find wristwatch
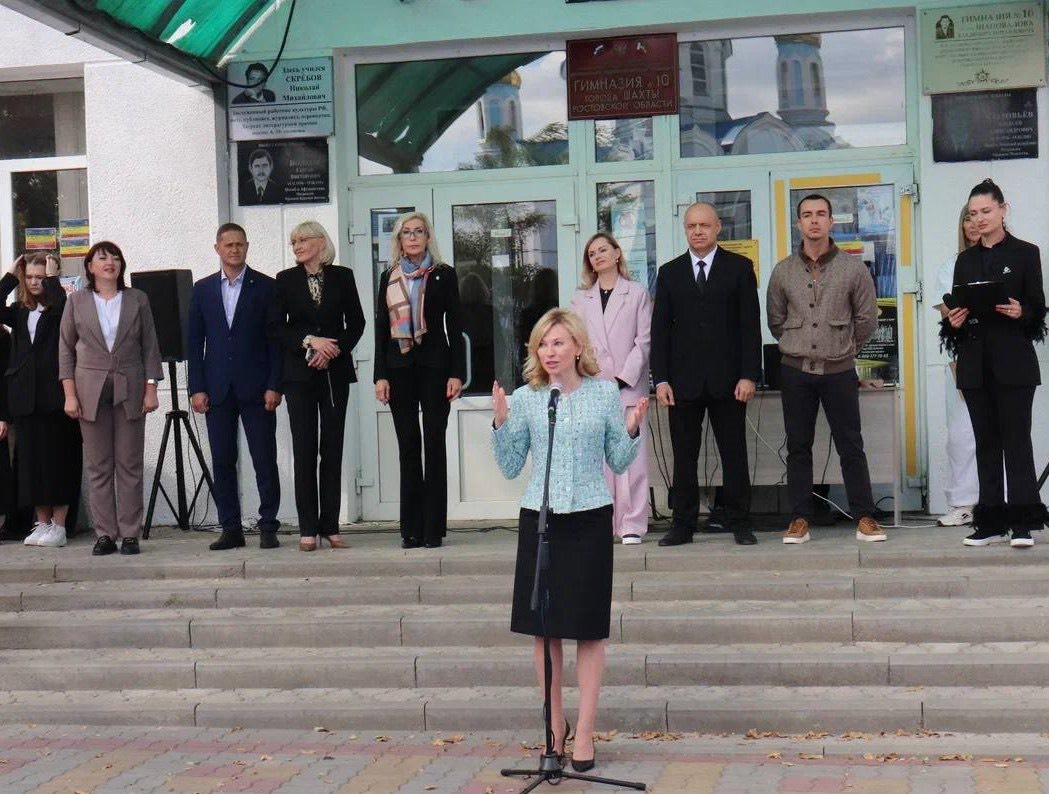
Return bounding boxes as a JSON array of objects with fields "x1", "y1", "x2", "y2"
[
  {"x1": 146, "y1": 379, "x2": 157, "y2": 385},
  {"x1": 302, "y1": 334, "x2": 314, "y2": 349}
]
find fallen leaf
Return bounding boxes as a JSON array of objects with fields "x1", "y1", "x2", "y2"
[
  {"x1": 425, "y1": 787, "x2": 437, "y2": 791},
  {"x1": 594, "y1": 730, "x2": 618, "y2": 742},
  {"x1": 767, "y1": 751, "x2": 783, "y2": 759},
  {"x1": 745, "y1": 729, "x2": 786, "y2": 739},
  {"x1": 799, "y1": 753, "x2": 823, "y2": 760},
  {"x1": 314, "y1": 726, "x2": 330, "y2": 733},
  {"x1": 233, "y1": 760, "x2": 247, "y2": 766},
  {"x1": 939, "y1": 753, "x2": 972, "y2": 761},
  {"x1": 374, "y1": 735, "x2": 391, "y2": 743},
  {"x1": 259, "y1": 755, "x2": 272, "y2": 761},
  {"x1": 520, "y1": 741, "x2": 543, "y2": 750}
]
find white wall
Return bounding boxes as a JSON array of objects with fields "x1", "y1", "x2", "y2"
[{"x1": 0, "y1": 6, "x2": 104, "y2": 76}]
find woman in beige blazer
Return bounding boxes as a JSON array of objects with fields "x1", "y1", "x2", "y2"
[
  {"x1": 570, "y1": 232, "x2": 652, "y2": 544},
  {"x1": 59, "y1": 241, "x2": 163, "y2": 556}
]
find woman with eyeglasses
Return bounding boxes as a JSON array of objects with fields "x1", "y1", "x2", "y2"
[
  {"x1": 374, "y1": 212, "x2": 465, "y2": 549},
  {"x1": 268, "y1": 221, "x2": 365, "y2": 552}
]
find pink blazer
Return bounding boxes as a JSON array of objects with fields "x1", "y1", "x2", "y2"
[{"x1": 571, "y1": 278, "x2": 652, "y2": 405}]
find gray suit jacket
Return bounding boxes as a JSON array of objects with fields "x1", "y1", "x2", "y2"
[{"x1": 59, "y1": 288, "x2": 164, "y2": 422}]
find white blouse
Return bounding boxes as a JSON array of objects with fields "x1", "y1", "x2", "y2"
[
  {"x1": 92, "y1": 291, "x2": 123, "y2": 352},
  {"x1": 27, "y1": 306, "x2": 44, "y2": 344}
]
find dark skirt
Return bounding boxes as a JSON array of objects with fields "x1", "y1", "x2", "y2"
[
  {"x1": 511, "y1": 505, "x2": 614, "y2": 641},
  {"x1": 15, "y1": 410, "x2": 82, "y2": 508}
]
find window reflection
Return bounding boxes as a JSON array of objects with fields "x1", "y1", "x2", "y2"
[
  {"x1": 451, "y1": 201, "x2": 558, "y2": 391},
  {"x1": 370, "y1": 207, "x2": 414, "y2": 285},
  {"x1": 12, "y1": 169, "x2": 89, "y2": 277},
  {"x1": 0, "y1": 80, "x2": 85, "y2": 159},
  {"x1": 695, "y1": 190, "x2": 752, "y2": 241},
  {"x1": 357, "y1": 53, "x2": 568, "y2": 175},
  {"x1": 595, "y1": 118, "x2": 654, "y2": 162},
  {"x1": 597, "y1": 181, "x2": 657, "y2": 292},
  {"x1": 679, "y1": 29, "x2": 905, "y2": 157}
]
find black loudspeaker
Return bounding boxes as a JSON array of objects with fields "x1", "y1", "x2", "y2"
[
  {"x1": 130, "y1": 269, "x2": 193, "y2": 362},
  {"x1": 762, "y1": 343, "x2": 782, "y2": 390}
]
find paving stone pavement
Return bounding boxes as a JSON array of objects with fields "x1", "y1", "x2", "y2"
[{"x1": 0, "y1": 725, "x2": 1046, "y2": 793}]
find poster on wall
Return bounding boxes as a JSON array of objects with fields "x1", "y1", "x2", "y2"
[
  {"x1": 59, "y1": 218, "x2": 90, "y2": 257},
  {"x1": 566, "y1": 33, "x2": 678, "y2": 120},
  {"x1": 921, "y1": 3, "x2": 1045, "y2": 94},
  {"x1": 932, "y1": 88, "x2": 1038, "y2": 161},
  {"x1": 24, "y1": 228, "x2": 57, "y2": 250},
  {"x1": 237, "y1": 138, "x2": 329, "y2": 206},
  {"x1": 228, "y1": 57, "x2": 333, "y2": 141}
]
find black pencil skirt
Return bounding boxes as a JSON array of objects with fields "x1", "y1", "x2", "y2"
[{"x1": 510, "y1": 504, "x2": 614, "y2": 641}]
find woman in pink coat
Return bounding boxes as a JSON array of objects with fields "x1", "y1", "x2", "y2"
[{"x1": 571, "y1": 233, "x2": 652, "y2": 543}]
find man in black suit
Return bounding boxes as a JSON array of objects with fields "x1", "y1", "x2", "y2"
[
  {"x1": 651, "y1": 202, "x2": 762, "y2": 546},
  {"x1": 239, "y1": 149, "x2": 282, "y2": 206}
]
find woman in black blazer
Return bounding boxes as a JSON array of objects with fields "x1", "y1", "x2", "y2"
[
  {"x1": 268, "y1": 221, "x2": 365, "y2": 551},
  {"x1": 943, "y1": 179, "x2": 1046, "y2": 548},
  {"x1": 374, "y1": 212, "x2": 465, "y2": 549},
  {"x1": 0, "y1": 254, "x2": 81, "y2": 547}
]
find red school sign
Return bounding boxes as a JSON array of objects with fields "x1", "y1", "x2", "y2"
[{"x1": 566, "y1": 32, "x2": 679, "y2": 121}]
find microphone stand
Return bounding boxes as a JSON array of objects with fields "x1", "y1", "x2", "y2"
[{"x1": 501, "y1": 388, "x2": 646, "y2": 793}]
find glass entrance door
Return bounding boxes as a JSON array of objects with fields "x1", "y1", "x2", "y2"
[{"x1": 353, "y1": 180, "x2": 578, "y2": 522}]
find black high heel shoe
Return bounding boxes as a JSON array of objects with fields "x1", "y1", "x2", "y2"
[
  {"x1": 570, "y1": 734, "x2": 594, "y2": 772},
  {"x1": 553, "y1": 718, "x2": 572, "y2": 765}
]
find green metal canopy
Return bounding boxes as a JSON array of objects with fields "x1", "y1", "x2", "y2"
[{"x1": 0, "y1": 0, "x2": 282, "y2": 81}]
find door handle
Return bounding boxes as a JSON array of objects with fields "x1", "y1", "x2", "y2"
[{"x1": 461, "y1": 331, "x2": 472, "y2": 392}]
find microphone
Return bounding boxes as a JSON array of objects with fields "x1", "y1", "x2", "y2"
[{"x1": 547, "y1": 383, "x2": 562, "y2": 421}]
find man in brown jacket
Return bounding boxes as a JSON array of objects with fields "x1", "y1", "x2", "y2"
[{"x1": 766, "y1": 194, "x2": 885, "y2": 544}]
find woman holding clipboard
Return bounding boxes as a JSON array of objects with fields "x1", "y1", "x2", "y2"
[{"x1": 943, "y1": 179, "x2": 1046, "y2": 548}]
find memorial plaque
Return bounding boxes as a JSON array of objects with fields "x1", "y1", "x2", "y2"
[{"x1": 932, "y1": 88, "x2": 1038, "y2": 162}]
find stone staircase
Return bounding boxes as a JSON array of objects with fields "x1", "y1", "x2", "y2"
[{"x1": 2, "y1": 524, "x2": 1049, "y2": 733}]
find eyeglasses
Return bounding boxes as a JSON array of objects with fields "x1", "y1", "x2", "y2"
[
  {"x1": 399, "y1": 228, "x2": 428, "y2": 239},
  {"x1": 289, "y1": 236, "x2": 321, "y2": 246}
]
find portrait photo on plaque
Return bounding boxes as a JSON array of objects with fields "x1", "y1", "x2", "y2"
[
  {"x1": 932, "y1": 88, "x2": 1038, "y2": 162},
  {"x1": 237, "y1": 138, "x2": 330, "y2": 206}
]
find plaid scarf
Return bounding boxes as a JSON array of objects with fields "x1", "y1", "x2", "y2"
[{"x1": 386, "y1": 253, "x2": 433, "y2": 354}]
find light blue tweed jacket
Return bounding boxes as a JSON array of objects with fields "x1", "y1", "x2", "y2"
[{"x1": 492, "y1": 377, "x2": 641, "y2": 513}]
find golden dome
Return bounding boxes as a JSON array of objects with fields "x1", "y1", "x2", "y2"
[{"x1": 498, "y1": 70, "x2": 522, "y2": 88}]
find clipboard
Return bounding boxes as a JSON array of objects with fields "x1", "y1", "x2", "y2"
[{"x1": 951, "y1": 280, "x2": 1008, "y2": 313}]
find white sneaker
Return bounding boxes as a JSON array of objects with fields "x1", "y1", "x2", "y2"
[
  {"x1": 37, "y1": 525, "x2": 67, "y2": 548},
  {"x1": 621, "y1": 534, "x2": 643, "y2": 545},
  {"x1": 23, "y1": 522, "x2": 51, "y2": 546},
  {"x1": 938, "y1": 506, "x2": 974, "y2": 527}
]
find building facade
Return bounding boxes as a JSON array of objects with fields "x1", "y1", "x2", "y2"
[{"x1": 1, "y1": 0, "x2": 1047, "y2": 526}]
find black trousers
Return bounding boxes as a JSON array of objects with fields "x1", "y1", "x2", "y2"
[
  {"x1": 387, "y1": 364, "x2": 450, "y2": 542},
  {"x1": 962, "y1": 381, "x2": 1039, "y2": 508},
  {"x1": 284, "y1": 373, "x2": 350, "y2": 537},
  {"x1": 780, "y1": 364, "x2": 874, "y2": 519},
  {"x1": 205, "y1": 393, "x2": 280, "y2": 533},
  {"x1": 668, "y1": 390, "x2": 751, "y2": 532}
]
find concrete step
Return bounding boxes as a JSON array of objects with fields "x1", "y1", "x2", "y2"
[
  {"x1": 6, "y1": 597, "x2": 1049, "y2": 649},
  {"x1": 10, "y1": 564, "x2": 1049, "y2": 613},
  {"x1": 7, "y1": 642, "x2": 1049, "y2": 691},
  {"x1": 0, "y1": 684, "x2": 1045, "y2": 733}
]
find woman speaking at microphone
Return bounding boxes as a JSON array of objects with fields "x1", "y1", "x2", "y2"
[{"x1": 491, "y1": 307, "x2": 648, "y2": 772}]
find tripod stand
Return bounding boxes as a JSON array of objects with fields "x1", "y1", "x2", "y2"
[
  {"x1": 143, "y1": 360, "x2": 215, "y2": 538},
  {"x1": 500, "y1": 390, "x2": 646, "y2": 793}
]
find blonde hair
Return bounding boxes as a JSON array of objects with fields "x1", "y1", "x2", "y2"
[
  {"x1": 290, "y1": 220, "x2": 336, "y2": 266},
  {"x1": 957, "y1": 204, "x2": 978, "y2": 254},
  {"x1": 580, "y1": 232, "x2": 631, "y2": 288},
  {"x1": 521, "y1": 308, "x2": 600, "y2": 388},
  {"x1": 389, "y1": 211, "x2": 442, "y2": 266}
]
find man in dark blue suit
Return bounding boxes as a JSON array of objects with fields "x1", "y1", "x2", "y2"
[{"x1": 188, "y1": 223, "x2": 283, "y2": 550}]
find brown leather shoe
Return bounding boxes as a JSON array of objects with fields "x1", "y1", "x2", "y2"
[
  {"x1": 856, "y1": 516, "x2": 887, "y2": 542},
  {"x1": 783, "y1": 517, "x2": 810, "y2": 544}
]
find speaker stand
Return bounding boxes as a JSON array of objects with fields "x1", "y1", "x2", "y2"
[{"x1": 144, "y1": 360, "x2": 215, "y2": 539}]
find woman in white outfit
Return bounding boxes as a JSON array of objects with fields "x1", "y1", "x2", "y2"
[{"x1": 933, "y1": 206, "x2": 981, "y2": 526}]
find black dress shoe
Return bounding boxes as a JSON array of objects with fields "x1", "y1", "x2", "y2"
[
  {"x1": 733, "y1": 528, "x2": 758, "y2": 545},
  {"x1": 120, "y1": 537, "x2": 140, "y2": 555},
  {"x1": 259, "y1": 532, "x2": 280, "y2": 549},
  {"x1": 209, "y1": 528, "x2": 246, "y2": 551},
  {"x1": 570, "y1": 751, "x2": 596, "y2": 773},
  {"x1": 658, "y1": 531, "x2": 693, "y2": 547},
  {"x1": 424, "y1": 538, "x2": 442, "y2": 548},
  {"x1": 92, "y1": 536, "x2": 118, "y2": 556},
  {"x1": 401, "y1": 537, "x2": 423, "y2": 549}
]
